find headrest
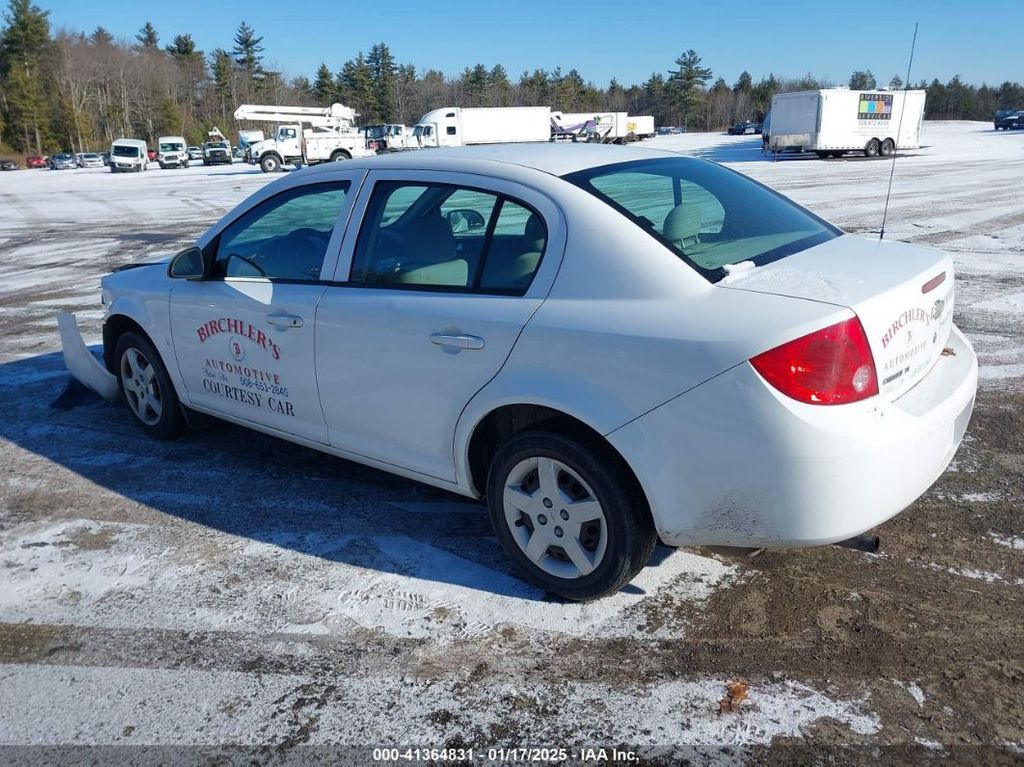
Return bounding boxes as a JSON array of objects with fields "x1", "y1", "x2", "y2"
[
  {"x1": 663, "y1": 204, "x2": 702, "y2": 249},
  {"x1": 525, "y1": 213, "x2": 546, "y2": 249}
]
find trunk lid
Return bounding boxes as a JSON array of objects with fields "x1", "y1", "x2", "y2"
[{"x1": 722, "y1": 235, "x2": 954, "y2": 401}]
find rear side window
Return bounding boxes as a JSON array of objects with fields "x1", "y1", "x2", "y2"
[
  {"x1": 350, "y1": 181, "x2": 546, "y2": 294},
  {"x1": 564, "y1": 158, "x2": 838, "y2": 282}
]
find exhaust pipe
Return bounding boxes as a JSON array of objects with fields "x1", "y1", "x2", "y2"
[{"x1": 834, "y1": 533, "x2": 880, "y2": 554}]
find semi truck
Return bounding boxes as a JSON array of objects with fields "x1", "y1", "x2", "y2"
[
  {"x1": 766, "y1": 88, "x2": 926, "y2": 158},
  {"x1": 234, "y1": 103, "x2": 374, "y2": 172},
  {"x1": 413, "y1": 107, "x2": 551, "y2": 148}
]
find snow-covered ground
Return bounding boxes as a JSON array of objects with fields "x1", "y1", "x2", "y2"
[{"x1": 0, "y1": 122, "x2": 1022, "y2": 754}]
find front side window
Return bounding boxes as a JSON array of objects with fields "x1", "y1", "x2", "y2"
[
  {"x1": 564, "y1": 158, "x2": 838, "y2": 282},
  {"x1": 350, "y1": 181, "x2": 546, "y2": 293},
  {"x1": 213, "y1": 182, "x2": 349, "y2": 280}
]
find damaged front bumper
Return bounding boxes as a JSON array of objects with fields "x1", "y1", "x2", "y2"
[{"x1": 57, "y1": 312, "x2": 119, "y2": 402}]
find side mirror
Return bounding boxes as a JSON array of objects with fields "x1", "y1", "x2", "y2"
[
  {"x1": 445, "y1": 209, "x2": 486, "y2": 234},
  {"x1": 168, "y1": 246, "x2": 211, "y2": 280}
]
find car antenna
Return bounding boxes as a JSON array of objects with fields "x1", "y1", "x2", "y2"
[{"x1": 880, "y1": 22, "x2": 919, "y2": 241}]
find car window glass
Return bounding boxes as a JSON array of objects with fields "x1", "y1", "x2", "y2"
[
  {"x1": 479, "y1": 200, "x2": 547, "y2": 292},
  {"x1": 214, "y1": 182, "x2": 348, "y2": 281},
  {"x1": 351, "y1": 181, "x2": 542, "y2": 294},
  {"x1": 567, "y1": 158, "x2": 836, "y2": 280}
]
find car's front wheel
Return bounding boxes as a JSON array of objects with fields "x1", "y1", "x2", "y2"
[
  {"x1": 114, "y1": 331, "x2": 185, "y2": 439},
  {"x1": 486, "y1": 430, "x2": 656, "y2": 601}
]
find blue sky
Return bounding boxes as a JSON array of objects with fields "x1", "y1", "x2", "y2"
[{"x1": 36, "y1": 0, "x2": 1023, "y2": 87}]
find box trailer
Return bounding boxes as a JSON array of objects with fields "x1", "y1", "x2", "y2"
[
  {"x1": 551, "y1": 112, "x2": 635, "y2": 143},
  {"x1": 627, "y1": 115, "x2": 655, "y2": 140},
  {"x1": 414, "y1": 107, "x2": 552, "y2": 148},
  {"x1": 767, "y1": 88, "x2": 926, "y2": 158}
]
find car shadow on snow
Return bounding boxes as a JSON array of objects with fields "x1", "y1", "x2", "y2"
[{"x1": 0, "y1": 350, "x2": 666, "y2": 600}]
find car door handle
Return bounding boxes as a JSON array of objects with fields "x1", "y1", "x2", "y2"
[
  {"x1": 266, "y1": 313, "x2": 304, "y2": 329},
  {"x1": 430, "y1": 332, "x2": 485, "y2": 350}
]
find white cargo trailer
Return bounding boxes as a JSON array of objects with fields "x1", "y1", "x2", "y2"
[
  {"x1": 551, "y1": 111, "x2": 633, "y2": 143},
  {"x1": 767, "y1": 88, "x2": 926, "y2": 158},
  {"x1": 414, "y1": 107, "x2": 551, "y2": 148},
  {"x1": 627, "y1": 115, "x2": 655, "y2": 140}
]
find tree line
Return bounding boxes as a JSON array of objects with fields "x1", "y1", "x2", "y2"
[{"x1": 2, "y1": 0, "x2": 1022, "y2": 155}]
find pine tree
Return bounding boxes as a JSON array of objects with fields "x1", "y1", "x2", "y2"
[
  {"x1": 488, "y1": 64, "x2": 512, "y2": 107},
  {"x1": 231, "y1": 22, "x2": 263, "y2": 76},
  {"x1": 1, "y1": 0, "x2": 53, "y2": 152},
  {"x1": 667, "y1": 50, "x2": 712, "y2": 129},
  {"x1": 367, "y1": 43, "x2": 396, "y2": 119},
  {"x1": 338, "y1": 54, "x2": 376, "y2": 122},
  {"x1": 312, "y1": 62, "x2": 335, "y2": 104},
  {"x1": 89, "y1": 26, "x2": 114, "y2": 46},
  {"x1": 135, "y1": 21, "x2": 158, "y2": 49},
  {"x1": 889, "y1": 74, "x2": 904, "y2": 90},
  {"x1": 849, "y1": 70, "x2": 877, "y2": 89},
  {"x1": 166, "y1": 33, "x2": 201, "y2": 62}
]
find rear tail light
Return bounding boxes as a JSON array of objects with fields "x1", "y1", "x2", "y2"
[{"x1": 750, "y1": 317, "x2": 878, "y2": 405}]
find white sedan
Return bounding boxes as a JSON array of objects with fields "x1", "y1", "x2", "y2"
[{"x1": 62, "y1": 144, "x2": 978, "y2": 600}]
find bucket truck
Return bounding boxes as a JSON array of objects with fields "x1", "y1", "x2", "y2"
[{"x1": 234, "y1": 103, "x2": 374, "y2": 173}]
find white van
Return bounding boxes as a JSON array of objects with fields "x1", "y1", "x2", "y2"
[
  {"x1": 157, "y1": 136, "x2": 189, "y2": 169},
  {"x1": 110, "y1": 139, "x2": 149, "y2": 173}
]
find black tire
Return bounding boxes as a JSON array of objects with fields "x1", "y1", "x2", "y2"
[
  {"x1": 114, "y1": 331, "x2": 185, "y2": 440},
  {"x1": 815, "y1": 150, "x2": 830, "y2": 159},
  {"x1": 865, "y1": 138, "x2": 880, "y2": 158},
  {"x1": 486, "y1": 430, "x2": 657, "y2": 601},
  {"x1": 260, "y1": 154, "x2": 281, "y2": 173},
  {"x1": 330, "y1": 150, "x2": 351, "y2": 162},
  {"x1": 879, "y1": 138, "x2": 895, "y2": 157}
]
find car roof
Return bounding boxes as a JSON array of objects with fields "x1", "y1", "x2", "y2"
[{"x1": 305, "y1": 143, "x2": 688, "y2": 180}]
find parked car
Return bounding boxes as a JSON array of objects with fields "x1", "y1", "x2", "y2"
[
  {"x1": 78, "y1": 152, "x2": 105, "y2": 169},
  {"x1": 147, "y1": 149, "x2": 157, "y2": 162},
  {"x1": 100, "y1": 151, "x2": 111, "y2": 165},
  {"x1": 25, "y1": 155, "x2": 46, "y2": 168},
  {"x1": 187, "y1": 146, "x2": 203, "y2": 161},
  {"x1": 728, "y1": 122, "x2": 757, "y2": 135},
  {"x1": 994, "y1": 109, "x2": 1023, "y2": 130},
  {"x1": 232, "y1": 146, "x2": 245, "y2": 161},
  {"x1": 62, "y1": 145, "x2": 977, "y2": 601},
  {"x1": 49, "y1": 152, "x2": 77, "y2": 170},
  {"x1": 0, "y1": 158, "x2": 19, "y2": 171},
  {"x1": 752, "y1": 122, "x2": 764, "y2": 135}
]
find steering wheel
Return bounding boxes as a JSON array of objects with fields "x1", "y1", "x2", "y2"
[{"x1": 275, "y1": 227, "x2": 327, "y2": 278}]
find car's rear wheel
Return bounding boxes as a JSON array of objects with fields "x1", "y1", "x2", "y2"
[
  {"x1": 115, "y1": 331, "x2": 185, "y2": 439},
  {"x1": 486, "y1": 430, "x2": 656, "y2": 601}
]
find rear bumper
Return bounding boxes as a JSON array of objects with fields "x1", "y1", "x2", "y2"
[{"x1": 608, "y1": 325, "x2": 978, "y2": 548}]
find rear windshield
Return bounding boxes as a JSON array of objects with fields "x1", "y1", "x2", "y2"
[
  {"x1": 113, "y1": 145, "x2": 140, "y2": 157},
  {"x1": 563, "y1": 157, "x2": 839, "y2": 283}
]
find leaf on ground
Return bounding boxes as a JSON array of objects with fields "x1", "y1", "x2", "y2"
[{"x1": 718, "y1": 679, "x2": 749, "y2": 713}]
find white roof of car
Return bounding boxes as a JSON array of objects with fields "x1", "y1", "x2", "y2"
[{"x1": 316, "y1": 143, "x2": 687, "y2": 179}]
